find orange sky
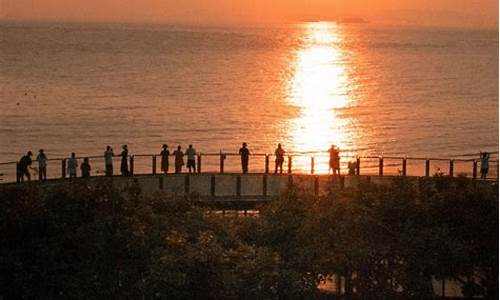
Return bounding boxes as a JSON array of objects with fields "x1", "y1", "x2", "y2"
[{"x1": 1, "y1": 0, "x2": 498, "y2": 27}]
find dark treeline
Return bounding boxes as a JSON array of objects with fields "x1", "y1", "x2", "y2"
[{"x1": 0, "y1": 176, "x2": 497, "y2": 299}]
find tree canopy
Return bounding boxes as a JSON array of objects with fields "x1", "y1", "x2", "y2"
[{"x1": 0, "y1": 176, "x2": 497, "y2": 299}]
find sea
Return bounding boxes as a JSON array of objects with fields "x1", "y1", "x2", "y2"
[{"x1": 0, "y1": 21, "x2": 498, "y2": 175}]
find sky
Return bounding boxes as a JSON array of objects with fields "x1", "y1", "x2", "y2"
[{"x1": 1, "y1": 0, "x2": 498, "y2": 27}]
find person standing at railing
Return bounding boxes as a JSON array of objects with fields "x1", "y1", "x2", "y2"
[
  {"x1": 160, "y1": 144, "x2": 170, "y2": 174},
  {"x1": 348, "y1": 161, "x2": 356, "y2": 175},
  {"x1": 239, "y1": 142, "x2": 250, "y2": 174},
  {"x1": 36, "y1": 149, "x2": 47, "y2": 181},
  {"x1": 67, "y1": 153, "x2": 78, "y2": 178},
  {"x1": 17, "y1": 151, "x2": 33, "y2": 182},
  {"x1": 81, "y1": 157, "x2": 91, "y2": 178},
  {"x1": 274, "y1": 143, "x2": 285, "y2": 174},
  {"x1": 104, "y1": 146, "x2": 114, "y2": 176},
  {"x1": 186, "y1": 144, "x2": 197, "y2": 173},
  {"x1": 120, "y1": 145, "x2": 129, "y2": 176},
  {"x1": 174, "y1": 145, "x2": 184, "y2": 174},
  {"x1": 480, "y1": 152, "x2": 490, "y2": 179},
  {"x1": 329, "y1": 145, "x2": 340, "y2": 175}
]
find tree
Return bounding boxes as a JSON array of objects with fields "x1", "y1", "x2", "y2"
[{"x1": 0, "y1": 176, "x2": 497, "y2": 299}]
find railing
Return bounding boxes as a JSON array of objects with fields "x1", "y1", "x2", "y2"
[{"x1": 0, "y1": 151, "x2": 498, "y2": 184}]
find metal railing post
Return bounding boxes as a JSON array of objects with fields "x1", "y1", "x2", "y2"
[
  {"x1": 61, "y1": 159, "x2": 66, "y2": 178},
  {"x1": 220, "y1": 153, "x2": 224, "y2": 174},
  {"x1": 402, "y1": 158, "x2": 407, "y2": 176},
  {"x1": 152, "y1": 155, "x2": 157, "y2": 175},
  {"x1": 265, "y1": 155, "x2": 269, "y2": 174},
  {"x1": 288, "y1": 155, "x2": 292, "y2": 174},
  {"x1": 472, "y1": 160, "x2": 477, "y2": 179},
  {"x1": 311, "y1": 156, "x2": 315, "y2": 175},
  {"x1": 356, "y1": 157, "x2": 360, "y2": 175},
  {"x1": 379, "y1": 157, "x2": 384, "y2": 176},
  {"x1": 197, "y1": 154, "x2": 202, "y2": 174},
  {"x1": 449, "y1": 160, "x2": 454, "y2": 177},
  {"x1": 425, "y1": 160, "x2": 430, "y2": 177}
]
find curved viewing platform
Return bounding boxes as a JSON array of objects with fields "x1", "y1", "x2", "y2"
[{"x1": 2, "y1": 172, "x2": 497, "y2": 212}]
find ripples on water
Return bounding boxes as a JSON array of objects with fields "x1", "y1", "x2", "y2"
[{"x1": 0, "y1": 21, "x2": 498, "y2": 172}]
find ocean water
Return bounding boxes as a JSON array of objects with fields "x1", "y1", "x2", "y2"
[{"x1": 0, "y1": 21, "x2": 498, "y2": 175}]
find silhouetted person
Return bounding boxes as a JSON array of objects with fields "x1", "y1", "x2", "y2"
[
  {"x1": 186, "y1": 144, "x2": 197, "y2": 173},
  {"x1": 480, "y1": 152, "x2": 490, "y2": 179},
  {"x1": 329, "y1": 145, "x2": 340, "y2": 175},
  {"x1": 104, "y1": 146, "x2": 114, "y2": 176},
  {"x1": 67, "y1": 152, "x2": 78, "y2": 178},
  {"x1": 348, "y1": 161, "x2": 356, "y2": 175},
  {"x1": 36, "y1": 149, "x2": 47, "y2": 181},
  {"x1": 120, "y1": 145, "x2": 129, "y2": 176},
  {"x1": 239, "y1": 142, "x2": 250, "y2": 174},
  {"x1": 18, "y1": 151, "x2": 33, "y2": 182},
  {"x1": 274, "y1": 143, "x2": 285, "y2": 173},
  {"x1": 81, "y1": 157, "x2": 91, "y2": 178},
  {"x1": 174, "y1": 145, "x2": 184, "y2": 174},
  {"x1": 160, "y1": 144, "x2": 170, "y2": 174}
]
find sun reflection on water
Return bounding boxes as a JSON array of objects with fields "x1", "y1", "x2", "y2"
[{"x1": 287, "y1": 22, "x2": 357, "y2": 173}]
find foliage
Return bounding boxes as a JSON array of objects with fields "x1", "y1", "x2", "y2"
[
  {"x1": 0, "y1": 176, "x2": 497, "y2": 299},
  {"x1": 311, "y1": 176, "x2": 498, "y2": 300}
]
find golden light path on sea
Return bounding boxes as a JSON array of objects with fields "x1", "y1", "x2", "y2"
[{"x1": 287, "y1": 22, "x2": 356, "y2": 173}]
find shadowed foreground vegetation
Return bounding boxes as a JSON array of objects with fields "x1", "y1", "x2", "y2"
[{"x1": 0, "y1": 176, "x2": 497, "y2": 299}]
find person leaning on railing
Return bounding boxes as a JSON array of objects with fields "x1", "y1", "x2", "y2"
[
  {"x1": 17, "y1": 151, "x2": 33, "y2": 182},
  {"x1": 104, "y1": 146, "x2": 114, "y2": 176},
  {"x1": 36, "y1": 149, "x2": 47, "y2": 181},
  {"x1": 160, "y1": 144, "x2": 170, "y2": 175},
  {"x1": 328, "y1": 145, "x2": 340, "y2": 175},
  {"x1": 120, "y1": 145, "x2": 129, "y2": 176},
  {"x1": 186, "y1": 145, "x2": 197, "y2": 173},
  {"x1": 275, "y1": 143, "x2": 285, "y2": 174},
  {"x1": 174, "y1": 145, "x2": 184, "y2": 174},
  {"x1": 81, "y1": 158, "x2": 91, "y2": 178},
  {"x1": 67, "y1": 152, "x2": 78, "y2": 179},
  {"x1": 239, "y1": 142, "x2": 250, "y2": 174}
]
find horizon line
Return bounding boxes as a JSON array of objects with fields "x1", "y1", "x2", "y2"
[{"x1": 1, "y1": 16, "x2": 498, "y2": 31}]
